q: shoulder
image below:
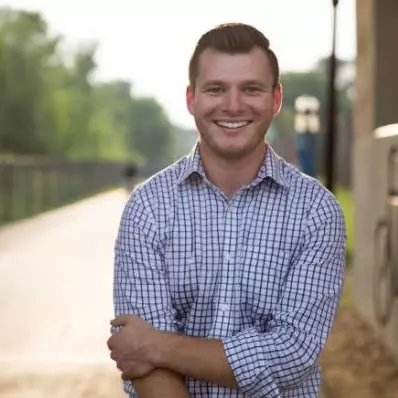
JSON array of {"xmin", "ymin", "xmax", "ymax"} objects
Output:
[
  {"xmin": 281, "ymin": 159, "xmax": 345, "ymax": 225},
  {"xmin": 122, "ymin": 156, "xmax": 187, "ymax": 222}
]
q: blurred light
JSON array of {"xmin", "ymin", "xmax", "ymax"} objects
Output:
[{"xmin": 294, "ymin": 95, "xmax": 320, "ymax": 134}]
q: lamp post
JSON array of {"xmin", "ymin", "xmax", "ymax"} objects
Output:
[
  {"xmin": 324, "ymin": 0, "xmax": 339, "ymax": 192},
  {"xmin": 294, "ymin": 95, "xmax": 320, "ymax": 178}
]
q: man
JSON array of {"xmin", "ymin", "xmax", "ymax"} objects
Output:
[
  {"xmin": 107, "ymin": 22, "xmax": 346, "ymax": 397},
  {"xmin": 121, "ymin": 162, "xmax": 138, "ymax": 193}
]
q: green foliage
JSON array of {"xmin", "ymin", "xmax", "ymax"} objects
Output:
[
  {"xmin": 274, "ymin": 67, "xmax": 353, "ymax": 140},
  {"xmin": 128, "ymin": 97, "xmax": 175, "ymax": 167},
  {"xmin": 336, "ymin": 189, "xmax": 354, "ymax": 265},
  {"xmin": 0, "ymin": 7, "xmax": 176, "ymax": 166},
  {"xmin": 281, "ymin": 70, "xmax": 327, "ymax": 109}
]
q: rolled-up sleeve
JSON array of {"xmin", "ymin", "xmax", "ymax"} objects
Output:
[
  {"xmin": 222, "ymin": 194, "xmax": 347, "ymax": 397},
  {"xmin": 112, "ymin": 193, "xmax": 178, "ymax": 333}
]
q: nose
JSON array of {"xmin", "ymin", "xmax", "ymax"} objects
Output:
[{"xmin": 222, "ymin": 88, "xmax": 244, "ymax": 114}]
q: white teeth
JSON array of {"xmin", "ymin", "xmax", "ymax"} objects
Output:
[{"xmin": 215, "ymin": 121, "xmax": 250, "ymax": 129}]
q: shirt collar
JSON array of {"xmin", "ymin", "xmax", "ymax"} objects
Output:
[
  {"xmin": 253, "ymin": 144, "xmax": 289, "ymax": 189},
  {"xmin": 177, "ymin": 143, "xmax": 205, "ymax": 184},
  {"xmin": 177, "ymin": 142, "xmax": 289, "ymax": 189}
]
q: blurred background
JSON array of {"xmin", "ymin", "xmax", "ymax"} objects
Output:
[{"xmin": 0, "ymin": 0, "xmax": 397, "ymax": 397}]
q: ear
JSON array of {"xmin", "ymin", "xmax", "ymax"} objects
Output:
[
  {"xmin": 273, "ymin": 83, "xmax": 283, "ymax": 116},
  {"xmin": 186, "ymin": 85, "xmax": 195, "ymax": 116}
]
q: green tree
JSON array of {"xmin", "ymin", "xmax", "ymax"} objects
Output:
[
  {"xmin": 128, "ymin": 97, "xmax": 175, "ymax": 167},
  {"xmin": 0, "ymin": 8, "xmax": 59, "ymax": 154},
  {"xmin": 274, "ymin": 66, "xmax": 353, "ymax": 140},
  {"xmin": 0, "ymin": 7, "xmax": 176, "ymax": 166}
]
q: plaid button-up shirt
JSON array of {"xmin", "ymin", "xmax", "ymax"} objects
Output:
[{"xmin": 113, "ymin": 144, "xmax": 346, "ymax": 397}]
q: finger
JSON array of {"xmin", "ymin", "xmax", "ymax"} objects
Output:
[
  {"xmin": 110, "ymin": 315, "xmax": 130, "ymax": 326},
  {"xmin": 106, "ymin": 336, "xmax": 115, "ymax": 349}
]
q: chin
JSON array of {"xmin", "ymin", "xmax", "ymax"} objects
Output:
[{"xmin": 214, "ymin": 145, "xmax": 250, "ymax": 159}]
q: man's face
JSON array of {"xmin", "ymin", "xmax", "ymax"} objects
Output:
[{"xmin": 186, "ymin": 47, "xmax": 282, "ymax": 160}]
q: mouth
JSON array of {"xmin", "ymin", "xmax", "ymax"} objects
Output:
[{"xmin": 213, "ymin": 120, "xmax": 253, "ymax": 130}]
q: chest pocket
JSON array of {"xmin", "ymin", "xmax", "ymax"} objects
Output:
[{"xmin": 238, "ymin": 244, "xmax": 291, "ymax": 322}]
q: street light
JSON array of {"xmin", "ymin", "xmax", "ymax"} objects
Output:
[
  {"xmin": 294, "ymin": 95, "xmax": 320, "ymax": 177},
  {"xmin": 324, "ymin": 0, "xmax": 339, "ymax": 192}
]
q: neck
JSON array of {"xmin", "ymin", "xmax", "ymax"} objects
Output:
[{"xmin": 199, "ymin": 143, "xmax": 267, "ymax": 198}]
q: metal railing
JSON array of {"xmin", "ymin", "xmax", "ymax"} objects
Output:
[{"xmin": 0, "ymin": 158, "xmax": 127, "ymax": 225}]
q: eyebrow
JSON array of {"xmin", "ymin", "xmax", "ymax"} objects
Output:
[
  {"xmin": 243, "ymin": 80, "xmax": 267, "ymax": 87},
  {"xmin": 202, "ymin": 80, "xmax": 225, "ymax": 87},
  {"xmin": 202, "ymin": 79, "xmax": 269, "ymax": 87}
]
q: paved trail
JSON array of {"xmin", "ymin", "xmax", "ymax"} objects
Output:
[{"xmin": 0, "ymin": 190, "xmax": 128, "ymax": 397}]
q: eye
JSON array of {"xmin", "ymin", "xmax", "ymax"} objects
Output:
[
  {"xmin": 244, "ymin": 86, "xmax": 261, "ymax": 94},
  {"xmin": 206, "ymin": 87, "xmax": 224, "ymax": 94}
]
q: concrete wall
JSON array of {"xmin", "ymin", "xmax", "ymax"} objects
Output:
[{"xmin": 354, "ymin": 0, "xmax": 398, "ymax": 358}]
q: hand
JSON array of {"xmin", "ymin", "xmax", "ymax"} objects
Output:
[
  {"xmin": 113, "ymin": 356, "xmax": 154, "ymax": 380},
  {"xmin": 107, "ymin": 315, "xmax": 160, "ymax": 380}
]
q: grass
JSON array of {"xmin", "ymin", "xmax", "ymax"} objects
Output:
[
  {"xmin": 336, "ymin": 188, "xmax": 354, "ymax": 266},
  {"xmin": 334, "ymin": 188, "xmax": 354, "ymax": 310}
]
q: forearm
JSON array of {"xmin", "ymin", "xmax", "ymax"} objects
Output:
[
  {"xmin": 154, "ymin": 333, "xmax": 238, "ymax": 389},
  {"xmin": 133, "ymin": 368, "xmax": 189, "ymax": 398},
  {"xmin": 152, "ymin": 326, "xmax": 320, "ymax": 397}
]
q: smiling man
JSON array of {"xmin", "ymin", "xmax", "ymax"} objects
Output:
[{"xmin": 107, "ymin": 23, "xmax": 346, "ymax": 398}]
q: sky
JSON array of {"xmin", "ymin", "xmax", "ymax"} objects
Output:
[{"xmin": 1, "ymin": 0, "xmax": 356, "ymax": 129}]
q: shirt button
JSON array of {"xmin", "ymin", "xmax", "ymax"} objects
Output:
[
  {"xmin": 219, "ymin": 303, "xmax": 230, "ymax": 312},
  {"xmin": 224, "ymin": 252, "xmax": 231, "ymax": 262}
]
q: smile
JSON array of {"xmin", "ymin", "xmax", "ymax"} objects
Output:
[{"xmin": 214, "ymin": 121, "xmax": 252, "ymax": 129}]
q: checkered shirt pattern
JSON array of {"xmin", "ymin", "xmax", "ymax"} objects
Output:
[{"xmin": 113, "ymin": 144, "xmax": 346, "ymax": 397}]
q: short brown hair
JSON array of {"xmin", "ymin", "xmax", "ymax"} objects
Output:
[{"xmin": 188, "ymin": 22, "xmax": 280, "ymax": 89}]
